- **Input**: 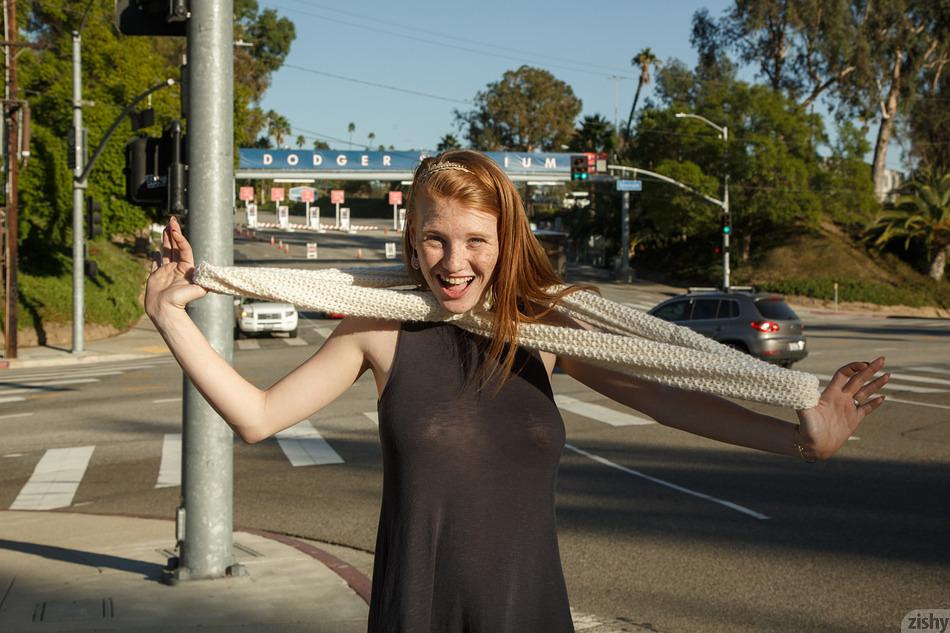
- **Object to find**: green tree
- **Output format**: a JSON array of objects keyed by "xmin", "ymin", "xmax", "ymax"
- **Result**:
[
  {"xmin": 347, "ymin": 122, "xmax": 355, "ymax": 147},
  {"xmin": 570, "ymin": 114, "xmax": 617, "ymax": 153},
  {"xmin": 367, "ymin": 131, "xmax": 375, "ymax": 148},
  {"xmin": 906, "ymin": 61, "xmax": 950, "ymax": 174},
  {"xmin": 295, "ymin": 134, "xmax": 306, "ymax": 148},
  {"xmin": 624, "ymin": 48, "xmax": 659, "ymax": 141},
  {"xmin": 437, "ymin": 133, "xmax": 461, "ymax": 151},
  {"xmin": 867, "ymin": 171, "xmax": 950, "ymax": 280},
  {"xmin": 454, "ymin": 65, "xmax": 582, "ymax": 151},
  {"xmin": 266, "ymin": 110, "xmax": 291, "ymax": 148},
  {"xmin": 313, "ymin": 138, "xmax": 330, "ymax": 150}
]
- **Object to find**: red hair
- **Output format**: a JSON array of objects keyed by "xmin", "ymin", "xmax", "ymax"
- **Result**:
[{"xmin": 404, "ymin": 150, "xmax": 593, "ymax": 387}]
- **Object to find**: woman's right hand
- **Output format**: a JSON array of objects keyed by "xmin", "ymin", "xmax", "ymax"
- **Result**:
[{"xmin": 144, "ymin": 216, "xmax": 207, "ymax": 323}]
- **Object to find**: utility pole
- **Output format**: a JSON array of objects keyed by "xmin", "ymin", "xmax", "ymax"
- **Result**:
[
  {"xmin": 171, "ymin": 0, "xmax": 241, "ymax": 582},
  {"xmin": 71, "ymin": 28, "xmax": 85, "ymax": 354},
  {"xmin": 3, "ymin": 0, "xmax": 19, "ymax": 359}
]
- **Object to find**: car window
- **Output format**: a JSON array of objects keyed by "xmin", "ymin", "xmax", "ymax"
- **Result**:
[
  {"xmin": 653, "ymin": 300, "xmax": 689, "ymax": 321},
  {"xmin": 755, "ymin": 298, "xmax": 799, "ymax": 320},
  {"xmin": 691, "ymin": 299, "xmax": 719, "ymax": 320},
  {"xmin": 717, "ymin": 299, "xmax": 739, "ymax": 319}
]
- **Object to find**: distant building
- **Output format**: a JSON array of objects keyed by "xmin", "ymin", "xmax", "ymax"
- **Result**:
[{"xmin": 876, "ymin": 166, "xmax": 906, "ymax": 202}]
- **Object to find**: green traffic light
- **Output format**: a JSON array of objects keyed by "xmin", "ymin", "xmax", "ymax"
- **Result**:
[{"xmin": 723, "ymin": 225, "xmax": 731, "ymax": 234}]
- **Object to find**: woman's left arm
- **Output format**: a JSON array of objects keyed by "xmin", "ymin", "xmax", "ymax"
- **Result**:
[{"xmin": 558, "ymin": 355, "xmax": 889, "ymax": 461}]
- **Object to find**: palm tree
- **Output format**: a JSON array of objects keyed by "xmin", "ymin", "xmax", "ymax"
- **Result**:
[
  {"xmin": 266, "ymin": 110, "xmax": 291, "ymax": 148},
  {"xmin": 295, "ymin": 134, "xmax": 306, "ymax": 148},
  {"xmin": 367, "ymin": 131, "xmax": 375, "ymax": 149},
  {"xmin": 437, "ymin": 133, "xmax": 460, "ymax": 151},
  {"xmin": 868, "ymin": 171, "xmax": 950, "ymax": 281},
  {"xmin": 624, "ymin": 48, "xmax": 659, "ymax": 142},
  {"xmin": 570, "ymin": 114, "xmax": 616, "ymax": 153},
  {"xmin": 347, "ymin": 122, "xmax": 356, "ymax": 147}
]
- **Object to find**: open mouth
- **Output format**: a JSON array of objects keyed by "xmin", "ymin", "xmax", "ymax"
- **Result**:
[{"xmin": 436, "ymin": 273, "xmax": 475, "ymax": 297}]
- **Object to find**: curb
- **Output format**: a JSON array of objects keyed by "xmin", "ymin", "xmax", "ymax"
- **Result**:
[{"xmin": 0, "ymin": 351, "xmax": 169, "ymax": 371}]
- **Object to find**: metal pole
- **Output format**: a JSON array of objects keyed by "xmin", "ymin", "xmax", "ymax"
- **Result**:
[
  {"xmin": 618, "ymin": 190, "xmax": 631, "ymax": 282},
  {"xmin": 722, "ymin": 126, "xmax": 730, "ymax": 291},
  {"xmin": 175, "ymin": 0, "xmax": 240, "ymax": 582},
  {"xmin": 3, "ymin": 0, "xmax": 19, "ymax": 359},
  {"xmin": 72, "ymin": 30, "xmax": 85, "ymax": 354}
]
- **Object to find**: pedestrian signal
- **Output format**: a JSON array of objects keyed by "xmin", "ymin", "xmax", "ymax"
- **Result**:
[{"xmin": 570, "ymin": 155, "xmax": 589, "ymax": 181}]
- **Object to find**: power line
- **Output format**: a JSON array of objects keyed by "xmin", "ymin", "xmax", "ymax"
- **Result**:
[
  {"xmin": 282, "ymin": 63, "xmax": 472, "ymax": 105},
  {"xmin": 272, "ymin": 2, "xmax": 638, "ymax": 81}
]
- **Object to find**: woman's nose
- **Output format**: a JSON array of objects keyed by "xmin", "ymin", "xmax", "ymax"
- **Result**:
[{"xmin": 442, "ymin": 243, "xmax": 466, "ymax": 272}]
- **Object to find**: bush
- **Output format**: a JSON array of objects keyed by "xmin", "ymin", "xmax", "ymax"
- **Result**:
[{"xmin": 756, "ymin": 278, "xmax": 935, "ymax": 307}]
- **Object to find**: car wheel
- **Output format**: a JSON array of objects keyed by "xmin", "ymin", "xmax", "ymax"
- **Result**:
[{"xmin": 289, "ymin": 328, "xmax": 298, "ymax": 339}]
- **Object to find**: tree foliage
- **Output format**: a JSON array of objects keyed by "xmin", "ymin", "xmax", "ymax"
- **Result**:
[{"xmin": 455, "ymin": 66, "xmax": 582, "ymax": 152}]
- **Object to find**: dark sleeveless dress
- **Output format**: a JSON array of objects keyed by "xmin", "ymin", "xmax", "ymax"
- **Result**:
[{"xmin": 369, "ymin": 321, "xmax": 574, "ymax": 633}]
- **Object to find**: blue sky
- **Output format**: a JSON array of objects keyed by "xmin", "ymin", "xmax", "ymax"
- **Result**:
[{"xmin": 258, "ymin": 0, "xmax": 902, "ymax": 170}]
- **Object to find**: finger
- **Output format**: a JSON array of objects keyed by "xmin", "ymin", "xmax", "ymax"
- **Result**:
[
  {"xmin": 150, "ymin": 250, "xmax": 160, "ymax": 272},
  {"xmin": 170, "ymin": 222, "xmax": 195, "ymax": 263},
  {"xmin": 829, "ymin": 361, "xmax": 869, "ymax": 390},
  {"xmin": 161, "ymin": 226, "xmax": 172, "ymax": 265},
  {"xmin": 857, "ymin": 395, "xmax": 885, "ymax": 418},
  {"xmin": 845, "ymin": 357, "xmax": 885, "ymax": 394},
  {"xmin": 853, "ymin": 372, "xmax": 890, "ymax": 402}
]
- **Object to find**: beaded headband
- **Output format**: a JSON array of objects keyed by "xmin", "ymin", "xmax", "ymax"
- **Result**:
[{"xmin": 417, "ymin": 161, "xmax": 472, "ymax": 180}]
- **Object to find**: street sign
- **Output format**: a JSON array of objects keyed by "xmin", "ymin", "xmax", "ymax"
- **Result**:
[
  {"xmin": 616, "ymin": 179, "xmax": 642, "ymax": 192},
  {"xmin": 308, "ymin": 206, "xmax": 320, "ymax": 228},
  {"xmin": 385, "ymin": 243, "xmax": 397, "ymax": 259},
  {"xmin": 340, "ymin": 207, "xmax": 351, "ymax": 231},
  {"xmin": 398, "ymin": 208, "xmax": 406, "ymax": 231},
  {"xmin": 300, "ymin": 187, "xmax": 315, "ymax": 203},
  {"xmin": 246, "ymin": 203, "xmax": 257, "ymax": 228},
  {"xmin": 270, "ymin": 187, "xmax": 285, "ymax": 202},
  {"xmin": 306, "ymin": 243, "xmax": 318, "ymax": 259},
  {"xmin": 239, "ymin": 186, "xmax": 254, "ymax": 202},
  {"xmin": 277, "ymin": 205, "xmax": 289, "ymax": 227},
  {"xmin": 330, "ymin": 189, "xmax": 345, "ymax": 204},
  {"xmin": 388, "ymin": 191, "xmax": 403, "ymax": 206}
]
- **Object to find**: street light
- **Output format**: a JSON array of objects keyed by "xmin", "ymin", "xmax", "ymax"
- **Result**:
[{"xmin": 675, "ymin": 112, "xmax": 730, "ymax": 290}]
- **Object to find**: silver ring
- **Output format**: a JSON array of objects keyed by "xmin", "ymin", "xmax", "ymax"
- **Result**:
[{"xmin": 852, "ymin": 398, "xmax": 861, "ymax": 407}]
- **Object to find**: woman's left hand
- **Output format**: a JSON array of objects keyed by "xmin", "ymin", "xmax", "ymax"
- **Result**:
[{"xmin": 795, "ymin": 357, "xmax": 889, "ymax": 460}]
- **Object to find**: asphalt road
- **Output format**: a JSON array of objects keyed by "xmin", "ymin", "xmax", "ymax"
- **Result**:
[{"xmin": 1, "ymin": 222, "xmax": 948, "ymax": 632}]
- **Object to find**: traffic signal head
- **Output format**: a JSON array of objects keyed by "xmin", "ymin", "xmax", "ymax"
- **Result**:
[
  {"xmin": 723, "ymin": 224, "xmax": 731, "ymax": 235},
  {"xmin": 87, "ymin": 197, "xmax": 103, "ymax": 240},
  {"xmin": 570, "ymin": 154, "xmax": 589, "ymax": 181}
]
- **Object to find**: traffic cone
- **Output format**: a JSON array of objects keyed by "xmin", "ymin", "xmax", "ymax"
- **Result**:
[
  {"xmin": 356, "ymin": 248, "xmax": 363, "ymax": 259},
  {"xmin": 285, "ymin": 244, "xmax": 290, "ymax": 255},
  {"xmin": 270, "ymin": 235, "xmax": 275, "ymax": 246},
  {"xmin": 278, "ymin": 239, "xmax": 283, "ymax": 249}
]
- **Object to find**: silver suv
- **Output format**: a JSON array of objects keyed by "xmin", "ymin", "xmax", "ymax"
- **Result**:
[{"xmin": 648, "ymin": 290, "xmax": 807, "ymax": 367}]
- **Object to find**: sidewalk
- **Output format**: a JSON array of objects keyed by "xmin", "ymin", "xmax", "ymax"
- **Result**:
[
  {"xmin": 0, "ymin": 511, "xmax": 370, "ymax": 632},
  {"xmin": 0, "ymin": 316, "xmax": 171, "ymax": 370}
]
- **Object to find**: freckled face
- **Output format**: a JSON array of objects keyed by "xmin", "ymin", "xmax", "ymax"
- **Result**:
[{"xmin": 411, "ymin": 195, "xmax": 499, "ymax": 314}]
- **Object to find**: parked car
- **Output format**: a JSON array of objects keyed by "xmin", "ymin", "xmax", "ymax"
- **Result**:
[
  {"xmin": 234, "ymin": 297, "xmax": 299, "ymax": 339},
  {"xmin": 647, "ymin": 289, "xmax": 807, "ymax": 367}
]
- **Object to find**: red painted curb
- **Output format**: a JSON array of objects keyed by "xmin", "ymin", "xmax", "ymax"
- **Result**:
[
  {"xmin": 241, "ymin": 527, "xmax": 372, "ymax": 605},
  {"xmin": 0, "ymin": 360, "xmax": 9, "ymax": 369}
]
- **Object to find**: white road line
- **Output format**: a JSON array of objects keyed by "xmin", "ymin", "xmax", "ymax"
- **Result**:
[
  {"xmin": 275, "ymin": 420, "xmax": 344, "ymax": 466},
  {"xmin": 236, "ymin": 339, "xmax": 260, "ymax": 350},
  {"xmin": 282, "ymin": 336, "xmax": 307, "ymax": 346},
  {"xmin": 884, "ymin": 373, "xmax": 950, "ymax": 386},
  {"xmin": 907, "ymin": 366, "xmax": 950, "ymax": 376},
  {"xmin": 555, "ymin": 395, "xmax": 654, "ymax": 426},
  {"xmin": 0, "ymin": 369, "xmax": 126, "ymax": 382},
  {"xmin": 363, "ymin": 412, "xmax": 379, "ymax": 425},
  {"xmin": 884, "ymin": 397, "xmax": 950, "ymax": 410},
  {"xmin": 156, "ymin": 434, "xmax": 181, "ymax": 488},
  {"xmin": 313, "ymin": 327, "xmax": 335, "ymax": 339},
  {"xmin": 0, "ymin": 396, "xmax": 26, "ymax": 404},
  {"xmin": 0, "ymin": 412, "xmax": 33, "ymax": 420},
  {"xmin": 10, "ymin": 446, "xmax": 95, "ymax": 510},
  {"xmin": 565, "ymin": 443, "xmax": 770, "ymax": 520},
  {"xmin": 153, "ymin": 397, "xmax": 182, "ymax": 404},
  {"xmin": 813, "ymin": 373, "xmax": 945, "ymax": 394}
]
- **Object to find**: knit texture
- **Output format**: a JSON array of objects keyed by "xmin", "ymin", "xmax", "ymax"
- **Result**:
[{"xmin": 194, "ymin": 262, "xmax": 821, "ymax": 409}]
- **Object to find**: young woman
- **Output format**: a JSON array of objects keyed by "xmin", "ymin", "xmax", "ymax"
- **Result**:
[{"xmin": 145, "ymin": 150, "xmax": 889, "ymax": 633}]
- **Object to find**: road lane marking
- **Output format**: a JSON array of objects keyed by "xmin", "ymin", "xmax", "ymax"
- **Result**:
[
  {"xmin": 236, "ymin": 339, "xmax": 260, "ymax": 350},
  {"xmin": 0, "ymin": 412, "xmax": 32, "ymax": 420},
  {"xmin": 0, "ymin": 397, "xmax": 26, "ymax": 404},
  {"xmin": 884, "ymin": 397, "xmax": 950, "ymax": 410},
  {"xmin": 282, "ymin": 336, "xmax": 307, "ymax": 346},
  {"xmin": 884, "ymin": 373, "xmax": 950, "ymax": 386},
  {"xmin": 313, "ymin": 327, "xmax": 335, "ymax": 339},
  {"xmin": 275, "ymin": 420, "xmax": 344, "ymax": 466},
  {"xmin": 10, "ymin": 446, "xmax": 95, "ymax": 510},
  {"xmin": 907, "ymin": 366, "xmax": 950, "ymax": 376},
  {"xmin": 363, "ymin": 412, "xmax": 379, "ymax": 425},
  {"xmin": 153, "ymin": 397, "xmax": 182, "ymax": 404},
  {"xmin": 565, "ymin": 443, "xmax": 770, "ymax": 520},
  {"xmin": 814, "ymin": 373, "xmax": 945, "ymax": 394},
  {"xmin": 0, "ymin": 369, "xmax": 126, "ymax": 382},
  {"xmin": 156, "ymin": 434, "xmax": 181, "ymax": 488},
  {"xmin": 555, "ymin": 395, "xmax": 654, "ymax": 426}
]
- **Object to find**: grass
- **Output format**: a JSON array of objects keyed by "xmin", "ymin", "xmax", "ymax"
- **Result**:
[{"xmin": 1, "ymin": 240, "xmax": 148, "ymax": 333}]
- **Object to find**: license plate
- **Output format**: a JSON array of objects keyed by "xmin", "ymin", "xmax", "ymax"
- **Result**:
[{"xmin": 788, "ymin": 341, "xmax": 804, "ymax": 351}]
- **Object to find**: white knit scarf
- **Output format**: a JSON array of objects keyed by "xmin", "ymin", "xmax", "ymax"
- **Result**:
[{"xmin": 193, "ymin": 262, "xmax": 821, "ymax": 409}]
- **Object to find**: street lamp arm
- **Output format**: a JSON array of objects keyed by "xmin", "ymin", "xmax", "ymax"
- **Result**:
[
  {"xmin": 607, "ymin": 164, "xmax": 726, "ymax": 210},
  {"xmin": 77, "ymin": 78, "xmax": 175, "ymax": 184},
  {"xmin": 674, "ymin": 112, "xmax": 727, "ymax": 139}
]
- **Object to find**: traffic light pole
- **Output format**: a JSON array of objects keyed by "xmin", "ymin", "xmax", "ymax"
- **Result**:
[
  {"xmin": 71, "ymin": 30, "xmax": 85, "ymax": 355},
  {"xmin": 170, "ymin": 0, "xmax": 241, "ymax": 582},
  {"xmin": 619, "ymin": 190, "xmax": 632, "ymax": 282},
  {"xmin": 722, "ymin": 174, "xmax": 730, "ymax": 290}
]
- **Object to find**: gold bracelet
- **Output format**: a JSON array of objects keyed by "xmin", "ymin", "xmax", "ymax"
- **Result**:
[{"xmin": 794, "ymin": 425, "xmax": 817, "ymax": 463}]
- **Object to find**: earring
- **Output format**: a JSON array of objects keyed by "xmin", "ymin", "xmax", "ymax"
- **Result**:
[{"xmin": 410, "ymin": 252, "xmax": 420, "ymax": 269}]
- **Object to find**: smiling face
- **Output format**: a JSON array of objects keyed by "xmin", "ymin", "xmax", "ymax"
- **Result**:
[{"xmin": 410, "ymin": 194, "xmax": 500, "ymax": 314}]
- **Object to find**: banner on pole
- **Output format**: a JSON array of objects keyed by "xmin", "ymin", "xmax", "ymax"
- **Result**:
[
  {"xmin": 340, "ymin": 207, "xmax": 351, "ymax": 232},
  {"xmin": 385, "ymin": 242, "xmax": 397, "ymax": 259},
  {"xmin": 278, "ymin": 205, "xmax": 289, "ymax": 228},
  {"xmin": 306, "ymin": 243, "xmax": 318, "ymax": 260},
  {"xmin": 246, "ymin": 203, "xmax": 257, "ymax": 228}
]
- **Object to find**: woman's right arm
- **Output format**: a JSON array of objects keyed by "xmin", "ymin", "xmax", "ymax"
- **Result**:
[{"xmin": 147, "ymin": 217, "xmax": 369, "ymax": 444}]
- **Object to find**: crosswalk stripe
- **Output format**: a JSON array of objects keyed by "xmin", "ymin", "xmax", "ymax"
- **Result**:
[
  {"xmin": 814, "ymin": 373, "xmax": 945, "ymax": 394},
  {"xmin": 313, "ymin": 327, "xmax": 335, "ymax": 339},
  {"xmin": 907, "ymin": 366, "xmax": 950, "ymax": 376},
  {"xmin": 0, "ymin": 397, "xmax": 26, "ymax": 404},
  {"xmin": 0, "ymin": 369, "xmax": 126, "ymax": 382},
  {"xmin": 10, "ymin": 446, "xmax": 95, "ymax": 510},
  {"xmin": 363, "ymin": 412, "xmax": 379, "ymax": 425},
  {"xmin": 153, "ymin": 397, "xmax": 182, "ymax": 404},
  {"xmin": 282, "ymin": 336, "xmax": 308, "ymax": 346},
  {"xmin": 885, "ymin": 373, "xmax": 950, "ymax": 386},
  {"xmin": 236, "ymin": 339, "xmax": 260, "ymax": 350},
  {"xmin": 156, "ymin": 434, "xmax": 181, "ymax": 488},
  {"xmin": 555, "ymin": 395, "xmax": 654, "ymax": 426},
  {"xmin": 275, "ymin": 420, "xmax": 344, "ymax": 466},
  {"xmin": 0, "ymin": 412, "xmax": 33, "ymax": 421}
]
